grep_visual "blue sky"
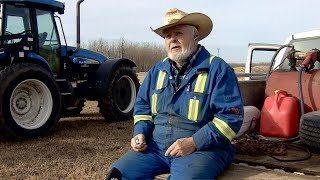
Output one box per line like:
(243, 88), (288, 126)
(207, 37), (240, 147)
(59, 0), (320, 63)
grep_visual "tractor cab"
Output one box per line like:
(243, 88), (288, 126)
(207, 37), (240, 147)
(0, 0), (64, 72)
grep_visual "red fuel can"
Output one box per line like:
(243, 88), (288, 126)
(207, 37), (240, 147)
(260, 90), (299, 138)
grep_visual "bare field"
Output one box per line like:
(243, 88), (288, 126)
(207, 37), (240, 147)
(0, 101), (133, 179)
(0, 66), (268, 179)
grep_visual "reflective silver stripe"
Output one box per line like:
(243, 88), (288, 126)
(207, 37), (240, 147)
(163, 57), (168, 62)
(188, 55), (215, 120)
(194, 73), (208, 93)
(134, 115), (153, 124)
(151, 93), (158, 114)
(193, 55), (215, 93)
(209, 55), (215, 64)
(212, 117), (236, 141)
(155, 57), (168, 90)
(188, 97), (199, 121)
(156, 70), (166, 90)
(152, 58), (168, 115)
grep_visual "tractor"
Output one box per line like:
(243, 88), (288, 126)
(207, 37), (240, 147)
(0, 0), (140, 138)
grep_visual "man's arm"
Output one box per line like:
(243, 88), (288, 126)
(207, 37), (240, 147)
(133, 67), (155, 138)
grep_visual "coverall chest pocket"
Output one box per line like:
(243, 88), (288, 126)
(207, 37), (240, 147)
(186, 92), (209, 122)
(151, 80), (169, 115)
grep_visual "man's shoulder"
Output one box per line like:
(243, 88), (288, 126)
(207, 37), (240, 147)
(209, 56), (233, 72)
(147, 57), (169, 73)
(199, 46), (230, 67)
(153, 57), (170, 69)
(207, 55), (226, 65)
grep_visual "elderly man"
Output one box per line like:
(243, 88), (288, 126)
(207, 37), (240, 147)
(106, 8), (243, 180)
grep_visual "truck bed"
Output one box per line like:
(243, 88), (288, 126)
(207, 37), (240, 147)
(234, 142), (320, 176)
(218, 163), (319, 180)
(155, 163), (319, 180)
(155, 144), (320, 179)
(238, 79), (266, 109)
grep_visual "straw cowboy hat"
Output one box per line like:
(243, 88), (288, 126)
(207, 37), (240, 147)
(151, 8), (213, 41)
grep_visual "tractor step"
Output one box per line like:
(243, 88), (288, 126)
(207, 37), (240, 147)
(55, 79), (73, 96)
(65, 106), (78, 111)
(61, 92), (72, 96)
(55, 79), (67, 82)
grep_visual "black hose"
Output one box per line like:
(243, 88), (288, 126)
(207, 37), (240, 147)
(298, 66), (305, 116)
(264, 144), (311, 162)
(256, 134), (299, 143)
(267, 44), (293, 79)
(269, 51), (296, 75)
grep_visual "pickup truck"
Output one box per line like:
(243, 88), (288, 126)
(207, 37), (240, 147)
(155, 29), (320, 179)
(233, 29), (320, 179)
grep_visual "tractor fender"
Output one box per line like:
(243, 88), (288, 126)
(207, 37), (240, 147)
(94, 58), (137, 98)
(11, 52), (53, 75)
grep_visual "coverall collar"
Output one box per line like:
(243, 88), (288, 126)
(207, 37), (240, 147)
(158, 45), (211, 72)
(157, 45), (212, 93)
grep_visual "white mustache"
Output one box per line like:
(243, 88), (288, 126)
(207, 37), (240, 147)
(170, 44), (181, 49)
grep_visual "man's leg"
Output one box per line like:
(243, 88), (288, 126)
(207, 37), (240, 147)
(169, 148), (235, 180)
(110, 147), (169, 180)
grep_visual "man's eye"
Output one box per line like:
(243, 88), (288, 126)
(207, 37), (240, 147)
(176, 32), (183, 36)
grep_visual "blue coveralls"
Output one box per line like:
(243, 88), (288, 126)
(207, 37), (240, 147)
(111, 46), (244, 180)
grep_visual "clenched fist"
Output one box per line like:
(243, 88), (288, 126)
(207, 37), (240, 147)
(131, 134), (148, 152)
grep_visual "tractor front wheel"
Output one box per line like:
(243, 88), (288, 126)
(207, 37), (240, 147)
(99, 65), (139, 121)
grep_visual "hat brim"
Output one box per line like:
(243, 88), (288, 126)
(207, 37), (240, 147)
(151, 12), (213, 41)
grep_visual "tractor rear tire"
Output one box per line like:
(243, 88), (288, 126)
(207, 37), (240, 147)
(299, 111), (320, 149)
(99, 65), (139, 121)
(0, 63), (61, 138)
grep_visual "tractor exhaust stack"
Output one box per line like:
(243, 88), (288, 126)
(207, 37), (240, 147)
(73, 0), (84, 53)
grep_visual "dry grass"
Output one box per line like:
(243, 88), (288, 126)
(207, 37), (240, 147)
(0, 101), (133, 179)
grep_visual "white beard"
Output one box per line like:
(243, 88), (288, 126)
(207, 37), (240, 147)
(167, 41), (195, 66)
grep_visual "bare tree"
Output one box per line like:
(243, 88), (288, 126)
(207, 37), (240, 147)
(84, 38), (167, 72)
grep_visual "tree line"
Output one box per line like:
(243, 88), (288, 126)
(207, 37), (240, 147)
(83, 38), (246, 72)
(83, 38), (167, 72)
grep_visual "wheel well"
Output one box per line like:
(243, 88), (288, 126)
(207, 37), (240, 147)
(12, 58), (53, 75)
(94, 58), (137, 99)
(112, 58), (137, 70)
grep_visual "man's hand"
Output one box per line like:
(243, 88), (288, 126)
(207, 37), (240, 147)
(131, 134), (148, 152)
(165, 137), (196, 157)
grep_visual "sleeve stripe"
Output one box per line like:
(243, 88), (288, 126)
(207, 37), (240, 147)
(134, 115), (154, 124)
(212, 117), (236, 141)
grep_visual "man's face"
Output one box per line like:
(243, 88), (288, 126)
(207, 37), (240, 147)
(164, 25), (197, 65)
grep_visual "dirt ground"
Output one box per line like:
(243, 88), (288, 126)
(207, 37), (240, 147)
(0, 101), (134, 180)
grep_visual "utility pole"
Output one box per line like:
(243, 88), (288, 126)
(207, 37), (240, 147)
(217, 48), (220, 57)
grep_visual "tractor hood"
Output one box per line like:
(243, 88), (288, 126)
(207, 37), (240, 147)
(62, 45), (108, 64)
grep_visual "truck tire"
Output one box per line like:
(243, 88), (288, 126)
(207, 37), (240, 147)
(0, 63), (61, 138)
(299, 111), (320, 149)
(99, 65), (139, 121)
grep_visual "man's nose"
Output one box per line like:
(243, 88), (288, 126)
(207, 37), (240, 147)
(169, 35), (178, 43)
